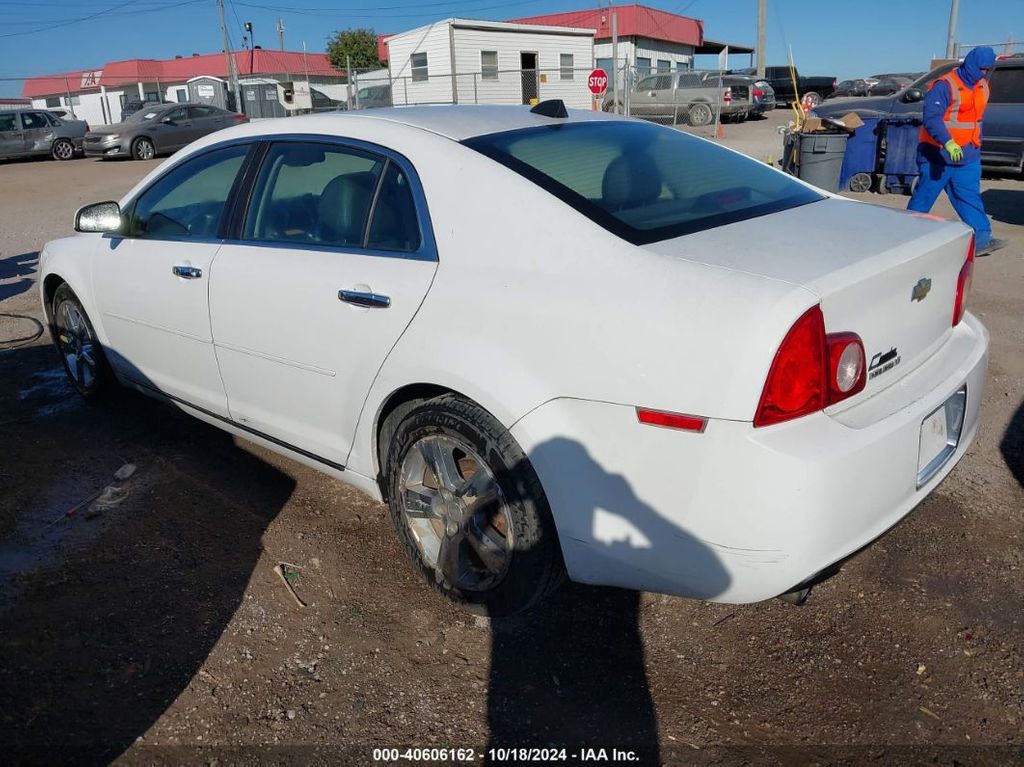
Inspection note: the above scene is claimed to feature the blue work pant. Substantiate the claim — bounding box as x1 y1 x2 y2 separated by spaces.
907 159 991 247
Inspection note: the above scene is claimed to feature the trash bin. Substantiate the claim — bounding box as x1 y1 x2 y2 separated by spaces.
796 131 849 192
839 117 881 192
881 118 922 195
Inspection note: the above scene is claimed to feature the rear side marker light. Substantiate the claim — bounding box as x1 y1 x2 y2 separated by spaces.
953 234 975 327
637 408 707 433
754 305 866 428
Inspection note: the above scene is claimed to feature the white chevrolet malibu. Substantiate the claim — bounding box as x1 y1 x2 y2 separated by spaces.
40 103 988 614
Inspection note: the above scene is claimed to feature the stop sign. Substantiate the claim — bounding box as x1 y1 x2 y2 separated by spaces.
588 68 608 95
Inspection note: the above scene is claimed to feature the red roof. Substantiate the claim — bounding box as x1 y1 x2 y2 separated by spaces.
511 4 703 47
23 49 339 98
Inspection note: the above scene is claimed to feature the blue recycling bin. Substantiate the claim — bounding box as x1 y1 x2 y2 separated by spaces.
881 118 923 195
839 117 882 191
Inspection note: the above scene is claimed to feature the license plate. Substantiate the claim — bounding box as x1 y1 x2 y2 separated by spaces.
917 387 967 487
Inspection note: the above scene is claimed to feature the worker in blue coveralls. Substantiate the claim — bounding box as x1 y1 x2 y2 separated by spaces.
908 47 1005 256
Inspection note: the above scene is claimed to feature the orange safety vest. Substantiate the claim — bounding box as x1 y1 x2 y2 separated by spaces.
920 69 990 149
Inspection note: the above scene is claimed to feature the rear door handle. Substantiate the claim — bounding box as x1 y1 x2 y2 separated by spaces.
338 289 390 308
172 265 202 279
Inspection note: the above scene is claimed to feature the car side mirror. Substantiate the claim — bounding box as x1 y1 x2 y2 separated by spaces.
902 88 924 103
75 201 123 233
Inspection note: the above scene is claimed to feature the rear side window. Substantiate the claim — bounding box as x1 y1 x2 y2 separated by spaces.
129 144 249 239
0 114 16 132
366 162 421 252
464 120 823 245
21 112 49 129
989 66 1024 104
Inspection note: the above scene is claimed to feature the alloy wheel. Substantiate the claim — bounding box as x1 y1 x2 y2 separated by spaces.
55 300 97 391
398 435 514 592
135 139 154 160
52 140 74 160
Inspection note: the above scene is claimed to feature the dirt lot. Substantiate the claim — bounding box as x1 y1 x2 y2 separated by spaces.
1 116 1022 764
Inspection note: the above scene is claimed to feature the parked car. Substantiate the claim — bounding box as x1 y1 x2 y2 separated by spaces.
120 98 174 122
42 104 988 614
730 65 837 107
749 79 776 117
310 87 344 112
868 75 916 96
85 102 248 160
354 83 393 109
608 70 755 125
826 79 870 98
811 59 1024 172
0 107 87 161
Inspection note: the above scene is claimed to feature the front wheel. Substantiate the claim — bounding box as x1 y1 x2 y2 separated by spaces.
383 394 564 615
51 283 112 398
131 137 155 161
51 138 75 161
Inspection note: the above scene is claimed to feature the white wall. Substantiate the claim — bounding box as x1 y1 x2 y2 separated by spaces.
387 22 455 105
32 92 112 126
452 25 593 108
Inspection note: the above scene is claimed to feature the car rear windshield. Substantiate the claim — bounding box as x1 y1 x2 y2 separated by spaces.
464 120 823 245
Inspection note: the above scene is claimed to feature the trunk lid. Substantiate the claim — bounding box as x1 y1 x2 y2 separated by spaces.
645 197 973 400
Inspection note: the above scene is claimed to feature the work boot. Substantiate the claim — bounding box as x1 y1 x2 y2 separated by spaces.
977 237 1007 256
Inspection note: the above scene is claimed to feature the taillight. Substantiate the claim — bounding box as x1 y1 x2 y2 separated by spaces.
753 88 765 98
952 234 975 327
233 113 247 121
754 305 866 427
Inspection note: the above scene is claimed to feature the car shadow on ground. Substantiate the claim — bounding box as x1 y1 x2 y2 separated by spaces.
0 343 296 761
487 437 731 762
980 189 1024 226
0 251 39 302
999 397 1024 488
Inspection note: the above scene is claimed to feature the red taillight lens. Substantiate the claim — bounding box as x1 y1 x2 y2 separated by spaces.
233 113 247 121
753 88 765 98
754 306 867 427
952 234 975 327
754 306 827 427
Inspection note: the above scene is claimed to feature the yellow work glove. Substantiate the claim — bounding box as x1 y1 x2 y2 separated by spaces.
944 139 964 162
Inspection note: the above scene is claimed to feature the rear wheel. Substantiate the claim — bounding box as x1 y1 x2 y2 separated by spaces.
51 283 111 398
132 137 155 161
804 91 822 108
383 394 563 615
51 138 75 161
687 102 713 127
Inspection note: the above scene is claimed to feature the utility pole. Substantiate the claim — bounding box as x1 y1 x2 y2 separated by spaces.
611 11 619 113
277 18 285 51
245 21 255 74
945 0 959 59
756 0 766 78
216 0 242 111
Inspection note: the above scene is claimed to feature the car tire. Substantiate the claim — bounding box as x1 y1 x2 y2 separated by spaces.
131 137 155 161
382 394 564 616
50 283 113 398
804 91 822 108
51 139 75 161
687 102 713 127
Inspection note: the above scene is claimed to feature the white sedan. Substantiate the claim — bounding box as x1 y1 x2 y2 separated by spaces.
40 103 988 614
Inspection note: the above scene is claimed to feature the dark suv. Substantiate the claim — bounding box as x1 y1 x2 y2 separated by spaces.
810 59 1024 173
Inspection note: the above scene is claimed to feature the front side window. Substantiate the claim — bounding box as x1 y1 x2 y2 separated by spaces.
464 121 823 245
411 52 428 82
560 53 574 80
481 51 498 80
21 112 49 130
129 144 249 239
164 107 188 123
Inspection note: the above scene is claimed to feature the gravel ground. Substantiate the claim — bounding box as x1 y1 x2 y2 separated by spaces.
0 118 1022 765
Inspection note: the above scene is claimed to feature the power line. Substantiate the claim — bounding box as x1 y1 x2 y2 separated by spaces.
0 0 203 38
232 0 551 20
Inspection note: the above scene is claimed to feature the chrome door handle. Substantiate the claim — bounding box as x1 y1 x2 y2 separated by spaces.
172 265 202 279
338 289 390 308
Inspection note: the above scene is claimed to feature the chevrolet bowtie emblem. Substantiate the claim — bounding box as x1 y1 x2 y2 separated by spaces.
911 278 932 302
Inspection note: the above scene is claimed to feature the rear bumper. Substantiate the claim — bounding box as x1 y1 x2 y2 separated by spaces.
511 312 989 603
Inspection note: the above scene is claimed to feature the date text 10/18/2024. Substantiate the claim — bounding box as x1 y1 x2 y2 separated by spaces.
373 747 642 762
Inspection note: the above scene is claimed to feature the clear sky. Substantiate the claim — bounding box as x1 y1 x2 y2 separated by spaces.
1 0 1021 98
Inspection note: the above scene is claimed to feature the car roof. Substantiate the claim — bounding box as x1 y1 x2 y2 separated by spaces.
301 104 620 141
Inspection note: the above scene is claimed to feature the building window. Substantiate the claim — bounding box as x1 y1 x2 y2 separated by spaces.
657 59 670 73
411 52 428 82
636 57 652 77
145 92 160 102
481 51 498 80
63 95 81 106
176 88 188 103
45 96 61 108
676 60 691 71
560 53 574 80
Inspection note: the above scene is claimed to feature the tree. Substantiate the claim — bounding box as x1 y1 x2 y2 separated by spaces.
326 28 382 72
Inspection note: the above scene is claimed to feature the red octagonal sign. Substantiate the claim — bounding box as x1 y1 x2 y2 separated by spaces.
588 68 608 95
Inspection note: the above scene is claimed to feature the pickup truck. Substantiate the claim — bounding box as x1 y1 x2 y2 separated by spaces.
607 71 765 125
730 65 836 107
